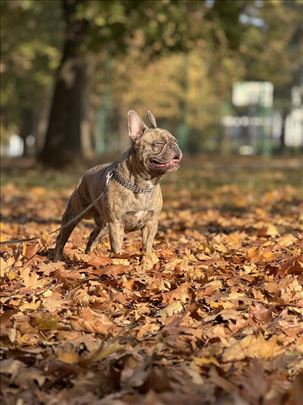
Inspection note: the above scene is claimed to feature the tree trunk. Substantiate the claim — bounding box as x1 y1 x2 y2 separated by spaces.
20 108 34 157
279 110 288 153
39 0 88 166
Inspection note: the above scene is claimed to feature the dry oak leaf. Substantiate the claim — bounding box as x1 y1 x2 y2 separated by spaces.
55 267 85 286
41 291 66 312
16 333 40 347
22 242 40 259
277 234 297 248
71 308 114 335
159 300 183 318
20 267 47 289
86 254 112 267
250 303 272 323
194 356 220 368
80 340 124 365
19 297 41 311
0 257 10 277
257 223 280 237
98 264 130 278
72 289 92 306
141 252 159 270
162 282 190 305
112 258 130 266
223 335 284 362
31 313 60 331
136 322 160 339
57 351 80 365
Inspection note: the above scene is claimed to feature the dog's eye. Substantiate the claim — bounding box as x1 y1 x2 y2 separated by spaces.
153 142 165 147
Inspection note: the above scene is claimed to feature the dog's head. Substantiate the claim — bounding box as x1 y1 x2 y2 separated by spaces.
128 110 182 175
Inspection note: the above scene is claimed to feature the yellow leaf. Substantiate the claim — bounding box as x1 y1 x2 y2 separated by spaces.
19 298 41 311
32 314 59 331
265 224 279 237
20 267 46 289
194 356 220 367
159 301 183 318
81 341 124 365
57 351 80 364
141 252 159 270
223 335 283 362
112 258 130 266
278 234 297 247
7 269 18 280
42 289 53 297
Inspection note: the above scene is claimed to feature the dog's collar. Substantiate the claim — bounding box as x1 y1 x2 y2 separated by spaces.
111 162 155 194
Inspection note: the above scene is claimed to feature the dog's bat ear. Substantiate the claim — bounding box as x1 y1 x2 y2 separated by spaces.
128 110 147 142
147 110 157 129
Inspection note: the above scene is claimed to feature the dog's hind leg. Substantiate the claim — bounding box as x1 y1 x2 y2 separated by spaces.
53 199 83 261
85 218 106 254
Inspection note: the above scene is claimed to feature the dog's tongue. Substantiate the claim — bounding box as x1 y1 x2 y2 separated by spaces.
150 157 180 168
157 160 175 167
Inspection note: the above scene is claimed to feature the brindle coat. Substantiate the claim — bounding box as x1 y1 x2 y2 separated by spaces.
53 110 182 260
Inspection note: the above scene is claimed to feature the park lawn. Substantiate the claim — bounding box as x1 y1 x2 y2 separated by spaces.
0 155 302 404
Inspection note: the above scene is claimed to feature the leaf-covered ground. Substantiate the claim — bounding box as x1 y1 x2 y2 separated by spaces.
1 156 303 405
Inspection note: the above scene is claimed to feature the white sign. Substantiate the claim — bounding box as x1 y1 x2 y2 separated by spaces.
232 81 273 108
222 116 272 127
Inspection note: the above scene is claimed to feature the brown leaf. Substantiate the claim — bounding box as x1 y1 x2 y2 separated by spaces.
87 254 112 267
159 301 183 318
223 335 284 362
57 351 80 364
22 242 40 259
20 267 47 289
55 267 84 286
71 308 114 335
141 252 159 270
162 282 190 304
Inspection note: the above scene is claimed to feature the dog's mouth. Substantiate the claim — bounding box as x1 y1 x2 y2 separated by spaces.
148 156 181 170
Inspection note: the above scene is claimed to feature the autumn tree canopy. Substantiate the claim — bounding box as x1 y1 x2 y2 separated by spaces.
1 0 302 165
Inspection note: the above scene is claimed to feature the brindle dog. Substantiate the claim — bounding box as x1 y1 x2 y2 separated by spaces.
53 110 182 260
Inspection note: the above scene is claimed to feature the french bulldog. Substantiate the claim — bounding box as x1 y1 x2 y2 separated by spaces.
53 110 182 260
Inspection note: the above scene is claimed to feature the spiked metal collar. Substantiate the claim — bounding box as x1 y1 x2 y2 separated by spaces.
111 162 155 194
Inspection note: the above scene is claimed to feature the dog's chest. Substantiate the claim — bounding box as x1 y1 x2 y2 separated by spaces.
123 209 153 231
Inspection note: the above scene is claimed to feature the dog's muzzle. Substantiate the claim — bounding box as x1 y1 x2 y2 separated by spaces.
149 142 182 171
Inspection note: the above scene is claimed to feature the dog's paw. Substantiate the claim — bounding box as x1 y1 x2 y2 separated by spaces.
48 248 64 262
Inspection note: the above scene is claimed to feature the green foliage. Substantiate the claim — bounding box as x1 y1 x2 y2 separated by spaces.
1 0 301 152
240 0 303 97
1 0 62 136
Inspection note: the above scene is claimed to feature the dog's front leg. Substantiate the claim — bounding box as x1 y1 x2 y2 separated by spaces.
142 216 159 252
108 221 124 254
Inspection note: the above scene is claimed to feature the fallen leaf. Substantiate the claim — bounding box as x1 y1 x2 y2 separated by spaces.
57 351 80 364
223 335 284 362
141 252 159 270
22 242 40 259
112 258 130 266
88 254 112 267
159 301 183 318
71 308 114 335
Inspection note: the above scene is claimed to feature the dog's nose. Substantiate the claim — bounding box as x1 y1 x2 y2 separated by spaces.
170 142 182 158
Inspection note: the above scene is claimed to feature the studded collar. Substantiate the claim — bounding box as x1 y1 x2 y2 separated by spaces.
111 162 155 194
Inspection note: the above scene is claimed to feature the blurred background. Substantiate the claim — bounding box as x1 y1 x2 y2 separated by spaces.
1 0 302 167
